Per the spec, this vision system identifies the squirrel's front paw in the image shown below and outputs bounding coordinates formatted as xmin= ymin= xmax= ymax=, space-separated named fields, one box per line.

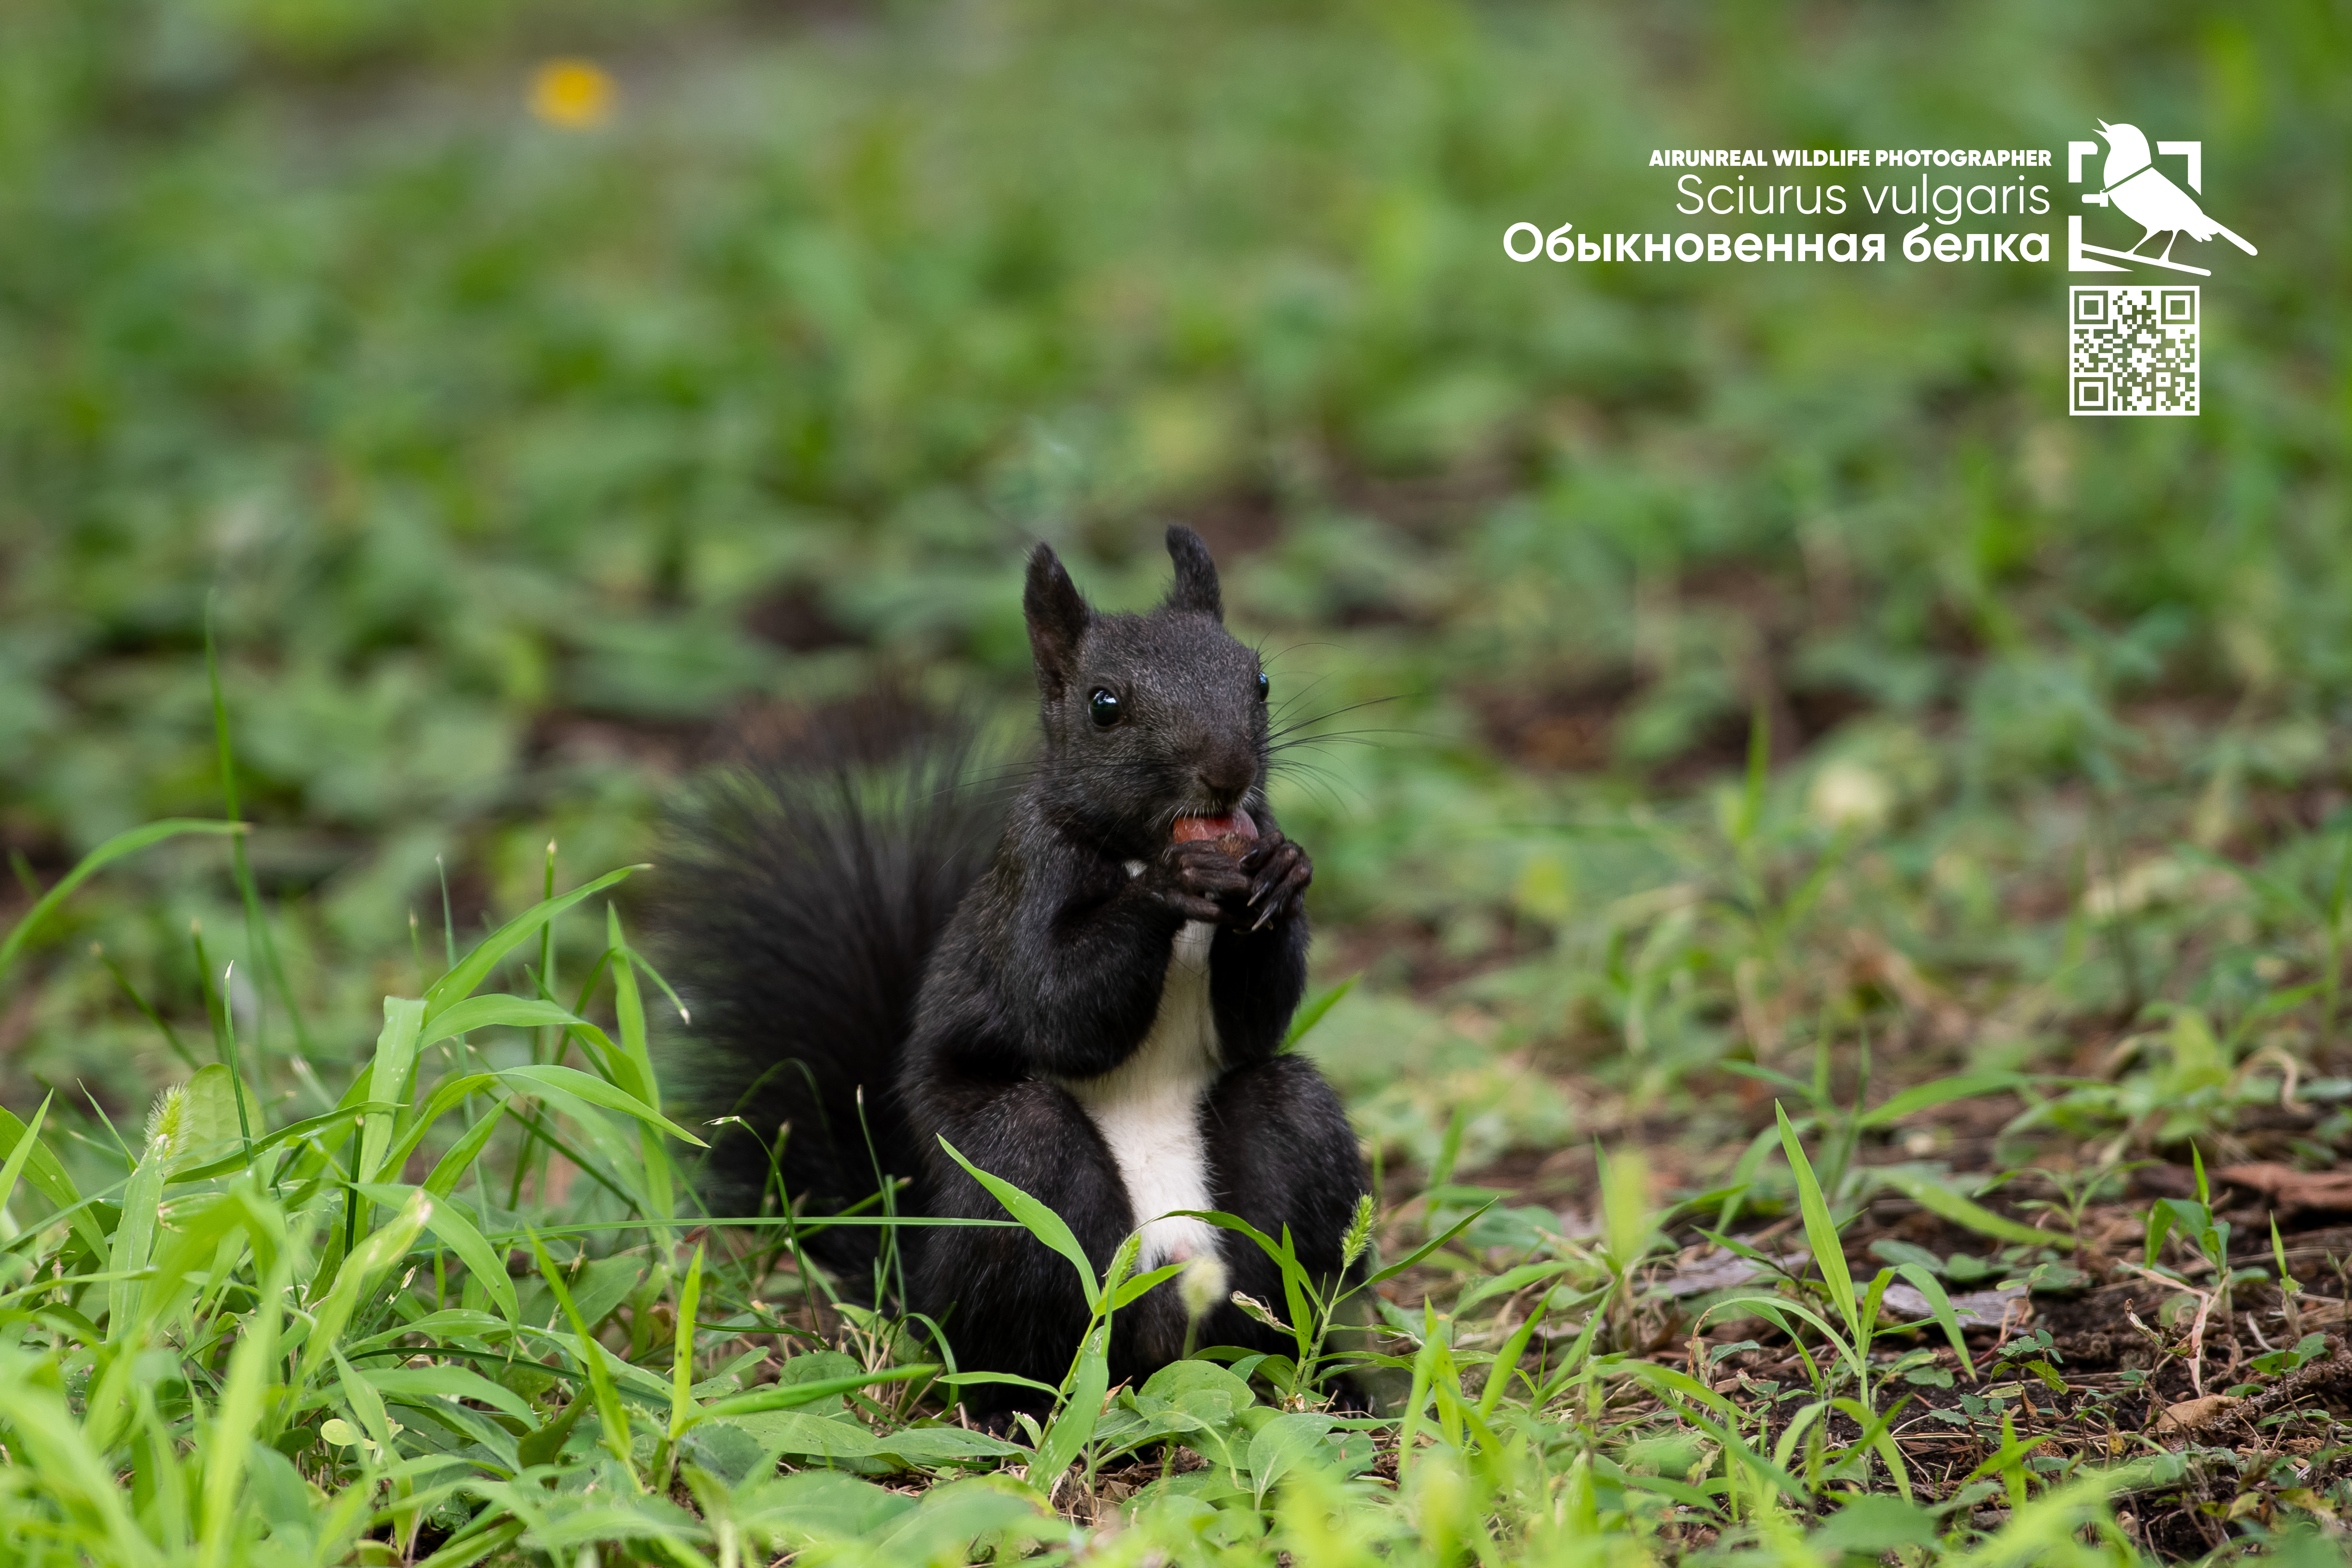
xmin=1145 ymin=840 xmax=1250 ymax=923
xmin=1237 ymin=830 xmax=1311 ymax=929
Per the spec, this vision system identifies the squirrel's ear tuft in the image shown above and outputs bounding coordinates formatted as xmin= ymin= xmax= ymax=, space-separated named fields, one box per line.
xmin=1024 ymin=543 xmax=1091 ymax=698
xmin=1163 ymin=525 xmax=1223 ymax=622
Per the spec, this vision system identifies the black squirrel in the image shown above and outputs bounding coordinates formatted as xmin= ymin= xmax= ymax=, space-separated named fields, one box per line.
xmin=661 ymin=526 xmax=1368 ymax=1421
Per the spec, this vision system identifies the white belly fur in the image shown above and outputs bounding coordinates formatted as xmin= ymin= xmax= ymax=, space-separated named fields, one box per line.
xmin=1057 ymin=920 xmax=1223 ymax=1269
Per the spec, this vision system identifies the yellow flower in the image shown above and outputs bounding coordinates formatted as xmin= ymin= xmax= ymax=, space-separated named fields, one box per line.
xmin=530 ymin=59 xmax=615 ymax=129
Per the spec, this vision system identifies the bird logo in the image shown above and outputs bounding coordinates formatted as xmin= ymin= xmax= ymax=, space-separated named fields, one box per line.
xmin=2069 ymin=121 xmax=2255 ymax=276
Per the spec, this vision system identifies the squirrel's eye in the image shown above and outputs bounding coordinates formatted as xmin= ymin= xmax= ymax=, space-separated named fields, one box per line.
xmin=1255 ymin=671 xmax=1270 ymax=702
xmin=1088 ymin=688 xmax=1122 ymax=728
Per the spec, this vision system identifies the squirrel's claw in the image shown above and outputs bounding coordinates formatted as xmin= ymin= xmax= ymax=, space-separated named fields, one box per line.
xmin=1238 ymin=827 xmax=1287 ymax=875
xmin=1242 ymin=840 xmax=1311 ymax=929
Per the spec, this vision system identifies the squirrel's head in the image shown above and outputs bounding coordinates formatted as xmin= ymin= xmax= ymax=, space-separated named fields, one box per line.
xmin=1024 ymin=526 xmax=1269 ymax=844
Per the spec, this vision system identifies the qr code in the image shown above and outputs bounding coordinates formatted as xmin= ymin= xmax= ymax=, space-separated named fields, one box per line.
xmin=2070 ymin=287 xmax=2198 ymax=416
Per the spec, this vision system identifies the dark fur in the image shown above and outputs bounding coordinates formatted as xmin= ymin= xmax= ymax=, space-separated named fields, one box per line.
xmin=662 ymin=528 xmax=1367 ymax=1419
xmin=659 ymin=700 xmax=999 ymax=1276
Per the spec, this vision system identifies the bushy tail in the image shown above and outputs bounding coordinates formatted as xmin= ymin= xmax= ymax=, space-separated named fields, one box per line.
xmin=655 ymin=699 xmax=1001 ymax=1269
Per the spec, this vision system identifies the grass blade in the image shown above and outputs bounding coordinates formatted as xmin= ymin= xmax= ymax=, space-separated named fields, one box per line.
xmin=0 ymin=1348 xmax=162 ymax=1565
xmin=606 ymin=907 xmax=676 ymax=1240
xmin=420 ymin=995 xmax=586 ymax=1051
xmin=299 ymin=1189 xmax=435 ymax=1398
xmin=1857 ymin=1072 xmax=2034 ymax=1128
xmin=528 ymin=1229 xmax=641 ymax=1481
xmin=422 ymin=1104 xmax=510 ymax=1198
xmin=354 ymin=1182 xmax=518 ymax=1324
xmin=0 ymin=819 xmax=247 ymax=982
xmin=1891 ymin=1262 xmax=1977 ymax=1379
xmin=199 ymin=1236 xmax=294 ymax=1568
xmin=0 ymin=1091 xmax=53 ymax=1221
xmin=1280 ymin=975 xmax=1357 ymax=1052
xmin=1777 ymin=1102 xmax=1861 ymax=1357
xmin=1033 ymin=1323 xmax=1108 ymax=1483
xmin=1359 ymin=1200 xmax=1499 ymax=1292
xmin=107 ymin=1109 xmax=172 ymax=1344
xmin=423 ymin=867 xmax=642 ymax=1026
xmin=1108 ymin=1259 xmax=1186 ymax=1311
xmin=1873 ymin=1167 xmax=2054 ymax=1248
xmin=168 ymin=1102 xmax=400 ymax=1185
xmin=668 ymin=1242 xmax=703 ymax=1443
xmin=498 ymin=1064 xmax=706 ymax=1149
xmin=358 ymin=998 xmax=426 ymax=1209
xmin=699 ymin=1363 xmax=938 ymax=1421
xmin=207 ymin=603 xmax=316 ymax=1071
xmin=938 ymin=1136 xmax=1099 ymax=1311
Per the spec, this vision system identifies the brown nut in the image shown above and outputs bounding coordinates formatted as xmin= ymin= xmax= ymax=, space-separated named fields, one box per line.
xmin=1172 ymin=808 xmax=1258 ymax=856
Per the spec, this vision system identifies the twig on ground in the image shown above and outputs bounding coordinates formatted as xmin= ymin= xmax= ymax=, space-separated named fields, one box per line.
xmin=2118 ymin=1262 xmax=2215 ymax=1397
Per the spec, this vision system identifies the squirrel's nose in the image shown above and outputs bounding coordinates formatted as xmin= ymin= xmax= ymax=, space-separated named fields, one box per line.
xmin=1196 ymin=753 xmax=1254 ymax=798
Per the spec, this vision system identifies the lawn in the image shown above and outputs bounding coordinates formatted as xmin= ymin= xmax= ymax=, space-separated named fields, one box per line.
xmin=2 ymin=0 xmax=2351 ymax=1562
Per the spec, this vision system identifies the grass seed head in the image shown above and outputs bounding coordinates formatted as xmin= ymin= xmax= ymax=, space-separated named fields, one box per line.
xmin=143 ymin=1083 xmax=187 ymax=1155
xmin=1180 ymin=1254 xmax=1229 ymax=1323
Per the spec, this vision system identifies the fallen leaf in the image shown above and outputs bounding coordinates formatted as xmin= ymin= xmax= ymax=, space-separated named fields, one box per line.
xmin=2152 ymin=1394 xmax=2242 ymax=1434
xmin=1650 ymin=1248 xmax=1808 ymax=1299
xmin=1882 ymin=1283 xmax=2027 ymax=1327
xmin=2278 ymin=1486 xmax=2337 ymax=1520
xmin=2218 ymin=1164 xmax=2352 ymax=1216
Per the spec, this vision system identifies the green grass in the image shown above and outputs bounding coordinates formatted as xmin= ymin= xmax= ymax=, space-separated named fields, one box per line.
xmin=0 ymin=817 xmax=2305 ymax=1567
xmin=4 ymin=726 xmax=2350 ymax=1563
xmin=4 ymin=0 xmax=2352 ymax=1561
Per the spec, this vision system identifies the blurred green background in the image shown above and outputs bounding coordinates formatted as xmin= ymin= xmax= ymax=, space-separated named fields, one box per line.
xmin=3 ymin=0 xmax=2346 ymax=1181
